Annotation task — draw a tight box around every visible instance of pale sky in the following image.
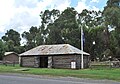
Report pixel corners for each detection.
[0,0,107,38]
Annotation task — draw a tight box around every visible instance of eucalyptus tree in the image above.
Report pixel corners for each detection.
[0,40,6,60]
[77,9,106,60]
[2,29,21,53]
[47,7,80,48]
[2,29,21,46]
[103,0,120,58]
[21,9,60,50]
[39,9,60,44]
[22,26,40,50]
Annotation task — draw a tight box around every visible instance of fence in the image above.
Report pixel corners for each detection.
[0,61,19,66]
[90,61,120,69]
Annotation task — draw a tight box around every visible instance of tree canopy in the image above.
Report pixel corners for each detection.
[0,0,120,60]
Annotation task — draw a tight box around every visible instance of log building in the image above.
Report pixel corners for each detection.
[20,44,90,69]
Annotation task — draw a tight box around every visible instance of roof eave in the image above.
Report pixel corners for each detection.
[20,53,90,57]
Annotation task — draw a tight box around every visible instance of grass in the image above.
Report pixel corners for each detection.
[0,65,120,81]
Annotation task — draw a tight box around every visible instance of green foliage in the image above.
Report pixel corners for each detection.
[106,0,120,7]
[103,0,120,59]
[2,29,21,46]
[47,7,79,47]
[0,65,120,81]
[0,40,6,60]
[1,0,120,60]
[1,29,22,54]
[22,26,42,50]
[21,5,120,60]
[103,7,120,28]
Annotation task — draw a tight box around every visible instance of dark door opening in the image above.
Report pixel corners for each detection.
[40,57,48,68]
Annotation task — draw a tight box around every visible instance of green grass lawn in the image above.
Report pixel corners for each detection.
[0,65,120,81]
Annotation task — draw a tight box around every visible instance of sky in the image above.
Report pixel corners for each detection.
[0,0,107,39]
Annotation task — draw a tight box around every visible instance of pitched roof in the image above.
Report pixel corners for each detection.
[20,44,90,56]
[4,52,18,56]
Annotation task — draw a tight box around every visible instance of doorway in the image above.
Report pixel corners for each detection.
[40,57,48,68]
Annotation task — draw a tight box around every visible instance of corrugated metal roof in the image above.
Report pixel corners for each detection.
[4,52,18,56]
[20,44,90,56]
